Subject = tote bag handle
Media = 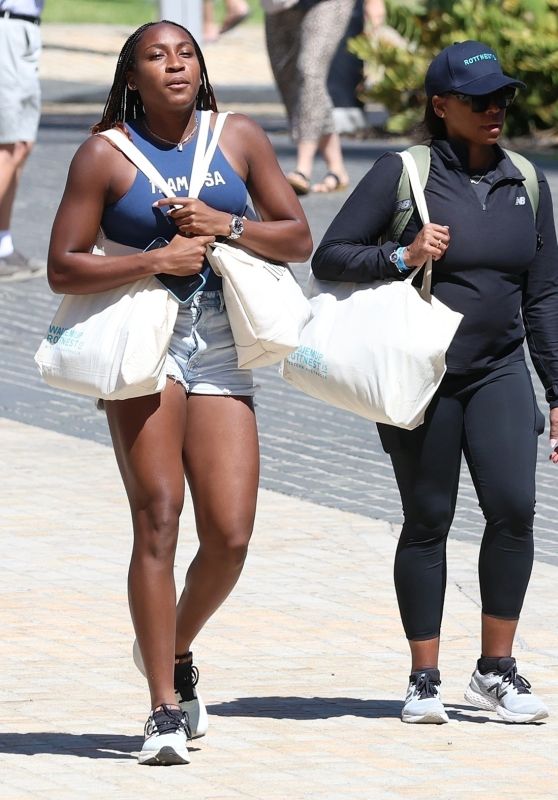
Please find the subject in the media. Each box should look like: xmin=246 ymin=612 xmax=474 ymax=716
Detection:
xmin=97 ymin=110 xmax=231 ymax=203
xmin=398 ymin=149 xmax=433 ymax=302
xmin=189 ymin=110 xmax=230 ymax=198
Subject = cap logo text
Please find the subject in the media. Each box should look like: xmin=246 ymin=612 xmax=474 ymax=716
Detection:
xmin=463 ymin=53 xmax=497 ymax=65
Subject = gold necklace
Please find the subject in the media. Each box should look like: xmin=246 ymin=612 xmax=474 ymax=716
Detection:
xmin=143 ymin=117 xmax=198 ymax=151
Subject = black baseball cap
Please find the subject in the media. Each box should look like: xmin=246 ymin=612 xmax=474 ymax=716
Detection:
xmin=425 ymin=40 xmax=525 ymax=97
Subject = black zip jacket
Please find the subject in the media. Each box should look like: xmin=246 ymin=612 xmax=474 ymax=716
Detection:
xmin=312 ymin=139 xmax=558 ymax=407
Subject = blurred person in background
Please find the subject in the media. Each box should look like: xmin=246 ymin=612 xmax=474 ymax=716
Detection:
xmin=328 ymin=0 xmax=385 ymax=135
xmin=0 ymin=0 xmax=45 ymax=278
xmin=263 ymin=0 xmax=355 ymax=195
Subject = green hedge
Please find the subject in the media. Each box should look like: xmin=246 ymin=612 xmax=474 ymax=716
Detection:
xmin=349 ymin=0 xmax=558 ymax=136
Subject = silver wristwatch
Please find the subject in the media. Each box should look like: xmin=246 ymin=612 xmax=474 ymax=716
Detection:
xmin=228 ymin=215 xmax=244 ymax=240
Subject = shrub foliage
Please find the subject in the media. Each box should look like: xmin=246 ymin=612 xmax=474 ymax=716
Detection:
xmin=350 ymin=0 xmax=558 ymax=136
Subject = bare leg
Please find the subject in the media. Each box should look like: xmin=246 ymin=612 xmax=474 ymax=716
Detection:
xmin=175 ymin=395 xmax=259 ymax=653
xmin=409 ymin=637 xmax=440 ymax=671
xmin=105 ymin=381 xmax=188 ymax=709
xmin=311 ymin=132 xmax=349 ymax=192
xmin=481 ymin=614 xmax=518 ymax=657
xmin=316 ymin=132 xmax=349 ymax=185
xmin=295 ymin=139 xmax=320 ymax=181
xmin=409 ymin=613 xmax=518 ymax=670
xmin=0 ymin=142 xmax=32 ymax=231
xmin=203 ymin=0 xmax=220 ymax=43
xmin=221 ymin=0 xmax=250 ymax=33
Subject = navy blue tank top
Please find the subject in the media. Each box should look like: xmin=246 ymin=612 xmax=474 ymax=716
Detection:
xmin=100 ymin=114 xmax=248 ymax=291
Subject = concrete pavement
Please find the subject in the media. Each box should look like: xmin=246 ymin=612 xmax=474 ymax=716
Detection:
xmin=1 ymin=417 xmax=558 ymax=799
xmin=1 ymin=22 xmax=558 ymax=799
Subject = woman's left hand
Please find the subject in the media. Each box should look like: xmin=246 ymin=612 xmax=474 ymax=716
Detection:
xmin=549 ymin=407 xmax=558 ymax=464
xmin=154 ymin=197 xmax=230 ymax=238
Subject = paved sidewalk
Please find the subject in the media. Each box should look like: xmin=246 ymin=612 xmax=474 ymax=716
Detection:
xmin=1 ymin=417 xmax=557 ymax=799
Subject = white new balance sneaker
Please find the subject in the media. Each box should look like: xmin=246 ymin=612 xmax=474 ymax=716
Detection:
xmin=402 ymin=668 xmax=450 ymax=724
xmin=138 ymin=704 xmax=191 ymax=766
xmin=464 ymin=657 xmax=549 ymax=723
xmin=132 ymin=640 xmax=209 ymax=738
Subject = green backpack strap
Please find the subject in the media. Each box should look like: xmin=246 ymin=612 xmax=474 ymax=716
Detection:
xmin=503 ymin=149 xmax=539 ymax=218
xmin=384 ymin=144 xmax=431 ymax=243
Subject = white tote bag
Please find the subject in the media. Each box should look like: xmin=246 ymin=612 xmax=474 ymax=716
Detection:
xmin=34 ymin=113 xmax=222 ymax=400
xmin=280 ymin=150 xmax=463 ymax=430
xmin=35 ymin=248 xmax=177 ymax=401
xmin=206 ymin=241 xmax=312 ymax=369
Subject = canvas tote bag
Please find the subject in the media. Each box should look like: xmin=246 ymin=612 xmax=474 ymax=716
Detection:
xmin=206 ymin=241 xmax=313 ymax=369
xmin=34 ymin=112 xmax=223 ymax=400
xmin=279 ymin=150 xmax=463 ymax=429
xmin=198 ymin=120 xmax=311 ymax=370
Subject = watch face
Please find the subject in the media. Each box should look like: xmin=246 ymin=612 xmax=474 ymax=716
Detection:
xmin=228 ymin=216 xmax=244 ymax=239
xmin=231 ymin=217 xmax=244 ymax=235
xmin=389 ymin=250 xmax=398 ymax=263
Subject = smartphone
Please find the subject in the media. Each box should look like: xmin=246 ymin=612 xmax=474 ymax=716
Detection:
xmin=144 ymin=237 xmax=207 ymax=304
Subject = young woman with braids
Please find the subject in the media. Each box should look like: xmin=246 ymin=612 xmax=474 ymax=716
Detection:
xmin=47 ymin=21 xmax=312 ymax=766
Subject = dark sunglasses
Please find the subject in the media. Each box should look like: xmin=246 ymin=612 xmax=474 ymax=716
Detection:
xmin=449 ymin=87 xmax=516 ymax=113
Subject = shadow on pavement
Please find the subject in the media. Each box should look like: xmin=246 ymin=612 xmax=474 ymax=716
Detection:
xmin=0 ymin=732 xmax=143 ymax=759
xmin=446 ymin=704 xmax=547 ymax=725
xmin=207 ymin=696 xmax=401 ymax=720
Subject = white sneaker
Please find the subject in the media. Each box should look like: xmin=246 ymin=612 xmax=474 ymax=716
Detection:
xmin=402 ymin=669 xmax=450 ymax=724
xmin=138 ymin=704 xmax=191 ymax=766
xmin=132 ymin=640 xmax=209 ymax=738
xmin=464 ymin=657 xmax=549 ymax=723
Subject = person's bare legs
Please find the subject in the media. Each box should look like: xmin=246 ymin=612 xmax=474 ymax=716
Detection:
xmin=294 ymin=139 xmax=319 ymax=184
xmin=0 ymin=142 xmax=32 ymax=245
xmin=221 ymin=0 xmax=250 ymax=34
xmin=311 ymin=132 xmax=349 ymax=192
xmin=481 ymin=614 xmax=518 ymax=657
xmin=203 ymin=0 xmax=220 ymax=43
xmin=408 ymin=616 xmax=518 ymax=672
xmin=175 ymin=394 xmax=259 ymax=653
xmin=409 ymin=637 xmax=440 ymax=671
xmin=105 ymin=381 xmax=188 ymax=709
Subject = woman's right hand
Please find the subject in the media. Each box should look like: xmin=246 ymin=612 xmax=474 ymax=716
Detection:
xmin=405 ymin=223 xmax=450 ymax=266
xmin=153 ymin=234 xmax=215 ymax=276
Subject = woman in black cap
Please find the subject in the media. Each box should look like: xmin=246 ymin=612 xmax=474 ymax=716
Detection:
xmin=312 ymin=40 xmax=558 ymax=724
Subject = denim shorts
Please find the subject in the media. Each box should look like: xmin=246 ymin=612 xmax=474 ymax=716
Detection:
xmin=165 ymin=291 xmax=255 ymax=396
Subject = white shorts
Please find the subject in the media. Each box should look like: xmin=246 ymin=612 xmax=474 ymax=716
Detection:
xmin=0 ymin=19 xmax=41 ymax=144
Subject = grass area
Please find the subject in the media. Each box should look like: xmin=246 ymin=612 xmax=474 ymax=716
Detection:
xmin=43 ymin=0 xmax=263 ymax=25
xmin=43 ymin=0 xmax=156 ymax=24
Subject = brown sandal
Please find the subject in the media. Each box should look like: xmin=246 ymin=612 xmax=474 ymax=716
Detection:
xmin=311 ymin=171 xmax=349 ymax=194
xmin=287 ymin=170 xmax=311 ymax=196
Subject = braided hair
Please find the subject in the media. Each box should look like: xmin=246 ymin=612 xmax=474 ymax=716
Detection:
xmin=91 ymin=20 xmax=217 ymax=134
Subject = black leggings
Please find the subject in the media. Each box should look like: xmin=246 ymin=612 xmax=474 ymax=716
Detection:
xmin=377 ymin=360 xmax=545 ymax=641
